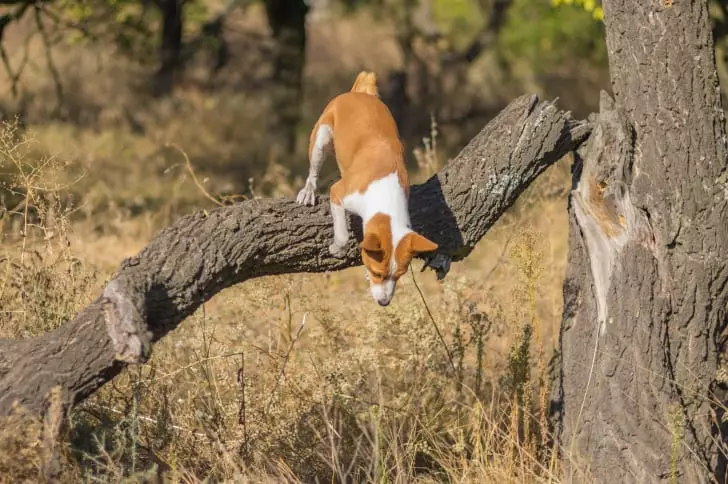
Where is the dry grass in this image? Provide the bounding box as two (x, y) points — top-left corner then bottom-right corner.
(0, 3), (592, 482)
(0, 111), (579, 482)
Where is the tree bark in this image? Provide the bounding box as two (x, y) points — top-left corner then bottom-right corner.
(556, 1), (728, 482)
(0, 95), (590, 417)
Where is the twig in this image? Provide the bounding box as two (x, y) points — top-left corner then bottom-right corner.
(483, 227), (516, 281)
(167, 143), (224, 207)
(134, 350), (244, 384)
(237, 352), (248, 461)
(265, 313), (307, 413)
(83, 403), (208, 438)
(410, 265), (457, 374)
(0, 198), (26, 237)
(36, 4), (96, 41)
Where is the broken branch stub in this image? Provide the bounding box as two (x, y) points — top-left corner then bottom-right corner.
(0, 94), (591, 416)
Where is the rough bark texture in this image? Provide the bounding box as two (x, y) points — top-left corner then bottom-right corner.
(556, 1), (728, 482)
(0, 94), (590, 417)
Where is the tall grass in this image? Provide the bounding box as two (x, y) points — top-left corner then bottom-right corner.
(0, 120), (98, 339)
(0, 115), (578, 482)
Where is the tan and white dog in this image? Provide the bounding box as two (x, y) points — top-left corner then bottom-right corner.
(296, 71), (438, 306)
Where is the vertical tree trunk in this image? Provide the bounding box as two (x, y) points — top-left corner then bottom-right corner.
(556, 1), (728, 482)
(264, 0), (309, 154)
(154, 0), (184, 96)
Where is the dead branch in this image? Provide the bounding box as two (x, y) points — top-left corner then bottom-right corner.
(0, 94), (591, 416)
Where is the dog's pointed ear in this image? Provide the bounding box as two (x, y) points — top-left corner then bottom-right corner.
(406, 232), (438, 254)
(360, 232), (383, 253)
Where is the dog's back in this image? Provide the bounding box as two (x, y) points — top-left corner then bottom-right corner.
(310, 72), (407, 194)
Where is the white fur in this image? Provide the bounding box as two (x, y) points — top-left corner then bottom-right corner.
(342, 172), (412, 248)
(296, 142), (412, 306)
(296, 124), (333, 206)
(329, 201), (349, 257)
(343, 172), (411, 305)
(370, 279), (396, 306)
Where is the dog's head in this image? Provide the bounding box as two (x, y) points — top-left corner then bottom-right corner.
(360, 214), (438, 306)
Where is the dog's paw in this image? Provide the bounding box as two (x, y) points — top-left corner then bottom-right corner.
(296, 184), (317, 206)
(328, 242), (348, 258)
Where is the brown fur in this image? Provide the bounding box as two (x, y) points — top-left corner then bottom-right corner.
(309, 71), (438, 291)
(359, 216), (438, 283)
(351, 71), (379, 97)
(361, 214), (393, 284)
(310, 93), (408, 198)
(394, 232), (438, 277)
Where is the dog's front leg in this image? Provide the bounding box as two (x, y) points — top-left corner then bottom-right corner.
(296, 123), (332, 206)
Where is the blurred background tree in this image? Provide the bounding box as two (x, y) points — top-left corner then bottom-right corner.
(0, 0), (725, 199)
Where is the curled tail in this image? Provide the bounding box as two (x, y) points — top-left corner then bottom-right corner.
(351, 71), (379, 97)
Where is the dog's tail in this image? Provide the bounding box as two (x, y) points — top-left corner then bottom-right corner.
(351, 71), (379, 97)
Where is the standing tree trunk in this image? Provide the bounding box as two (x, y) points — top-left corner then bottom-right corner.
(556, 1), (728, 482)
(264, 0), (309, 154)
(154, 0), (184, 96)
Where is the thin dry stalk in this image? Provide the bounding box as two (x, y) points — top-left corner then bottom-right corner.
(265, 313), (307, 414)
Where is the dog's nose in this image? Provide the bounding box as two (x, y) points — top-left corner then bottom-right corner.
(377, 299), (390, 307)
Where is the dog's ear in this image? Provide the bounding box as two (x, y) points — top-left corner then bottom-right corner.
(405, 232), (438, 254)
(360, 232), (383, 254)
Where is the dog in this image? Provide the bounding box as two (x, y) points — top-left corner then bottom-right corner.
(296, 71), (439, 306)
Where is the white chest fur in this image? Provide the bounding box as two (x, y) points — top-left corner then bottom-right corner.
(342, 172), (413, 247)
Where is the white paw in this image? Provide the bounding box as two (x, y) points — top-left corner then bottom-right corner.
(296, 183), (317, 206)
(328, 242), (347, 258)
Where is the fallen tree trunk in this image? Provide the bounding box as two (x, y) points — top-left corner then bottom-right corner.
(0, 94), (590, 416)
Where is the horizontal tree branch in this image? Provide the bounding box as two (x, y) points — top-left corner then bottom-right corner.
(0, 94), (592, 416)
